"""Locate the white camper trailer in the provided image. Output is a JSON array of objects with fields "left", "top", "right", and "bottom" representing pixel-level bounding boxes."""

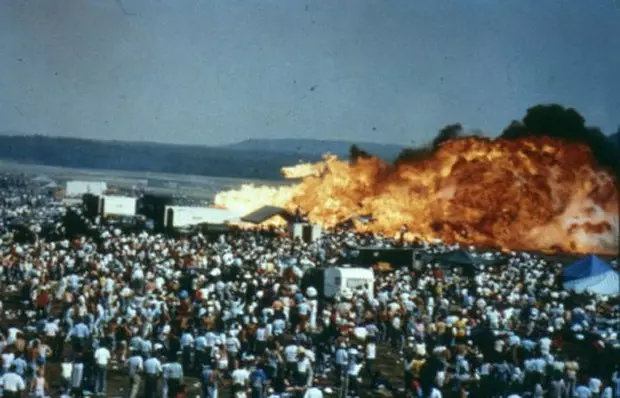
[
  {"left": 301, "top": 267, "right": 374, "bottom": 299},
  {"left": 163, "top": 206, "right": 240, "bottom": 228},
  {"left": 100, "top": 196, "right": 137, "bottom": 217}
]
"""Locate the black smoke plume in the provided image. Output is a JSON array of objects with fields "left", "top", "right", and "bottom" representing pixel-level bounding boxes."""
[{"left": 349, "top": 103, "right": 618, "bottom": 175}]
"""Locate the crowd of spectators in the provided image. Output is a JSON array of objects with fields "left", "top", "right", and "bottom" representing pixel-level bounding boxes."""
[{"left": 0, "top": 173, "right": 618, "bottom": 398}]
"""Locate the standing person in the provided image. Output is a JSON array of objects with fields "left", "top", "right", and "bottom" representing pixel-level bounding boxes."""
[
  {"left": 334, "top": 343, "right": 348, "bottom": 387},
  {"left": 29, "top": 368, "right": 48, "bottom": 398},
  {"left": 304, "top": 386, "right": 323, "bottom": 398},
  {"left": 60, "top": 356, "right": 73, "bottom": 394},
  {"left": 126, "top": 349, "right": 144, "bottom": 398},
  {"left": 548, "top": 371, "right": 566, "bottom": 398},
  {"left": 164, "top": 355, "right": 184, "bottom": 398},
  {"left": 144, "top": 354, "right": 163, "bottom": 398},
  {"left": 93, "top": 342, "right": 111, "bottom": 395},
  {"left": 202, "top": 365, "right": 221, "bottom": 398},
  {"left": 250, "top": 362, "right": 268, "bottom": 398},
  {"left": 345, "top": 356, "right": 363, "bottom": 398},
  {"left": 0, "top": 365, "right": 26, "bottom": 398},
  {"left": 295, "top": 348, "right": 312, "bottom": 388},
  {"left": 179, "top": 329, "right": 194, "bottom": 373},
  {"left": 283, "top": 340, "right": 298, "bottom": 381},
  {"left": 365, "top": 337, "right": 376, "bottom": 387},
  {"left": 231, "top": 360, "right": 251, "bottom": 397},
  {"left": 71, "top": 353, "right": 85, "bottom": 397}
]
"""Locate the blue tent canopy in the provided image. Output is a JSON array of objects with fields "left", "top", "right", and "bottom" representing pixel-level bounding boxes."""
[{"left": 563, "top": 255, "right": 614, "bottom": 282}]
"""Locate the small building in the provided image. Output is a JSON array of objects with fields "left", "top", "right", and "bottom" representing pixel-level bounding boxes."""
[{"left": 240, "top": 206, "right": 294, "bottom": 227}]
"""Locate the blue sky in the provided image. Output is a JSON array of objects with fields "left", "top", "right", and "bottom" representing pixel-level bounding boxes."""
[{"left": 1, "top": 0, "right": 618, "bottom": 146}]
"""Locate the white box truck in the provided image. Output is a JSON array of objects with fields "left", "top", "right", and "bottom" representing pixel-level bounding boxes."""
[
  {"left": 101, "top": 196, "right": 137, "bottom": 217},
  {"left": 164, "top": 206, "right": 240, "bottom": 228},
  {"left": 301, "top": 267, "right": 375, "bottom": 299}
]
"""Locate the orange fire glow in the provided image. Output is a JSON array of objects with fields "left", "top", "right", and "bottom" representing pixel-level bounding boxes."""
[{"left": 214, "top": 137, "right": 619, "bottom": 254}]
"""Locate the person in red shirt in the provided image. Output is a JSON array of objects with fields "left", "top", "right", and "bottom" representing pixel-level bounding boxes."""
[
  {"left": 36, "top": 289, "right": 50, "bottom": 318},
  {"left": 175, "top": 383, "right": 186, "bottom": 398}
]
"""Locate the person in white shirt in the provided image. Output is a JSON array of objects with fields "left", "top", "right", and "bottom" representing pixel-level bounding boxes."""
[
  {"left": 94, "top": 344, "right": 111, "bottom": 395},
  {"left": 231, "top": 364, "right": 251, "bottom": 396},
  {"left": 365, "top": 338, "right": 377, "bottom": 386},
  {"left": 284, "top": 342, "right": 298, "bottom": 380},
  {"left": 304, "top": 386, "right": 324, "bottom": 398},
  {"left": 588, "top": 376, "right": 602, "bottom": 395},
  {"left": 296, "top": 349, "right": 312, "bottom": 387},
  {"left": 0, "top": 365, "right": 26, "bottom": 398},
  {"left": 429, "top": 385, "right": 443, "bottom": 398},
  {"left": 60, "top": 356, "right": 73, "bottom": 393}
]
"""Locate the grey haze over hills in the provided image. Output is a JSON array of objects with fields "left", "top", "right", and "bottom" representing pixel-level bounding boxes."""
[
  {"left": 0, "top": 132, "right": 616, "bottom": 181},
  {"left": 0, "top": 134, "right": 404, "bottom": 180},
  {"left": 222, "top": 138, "right": 406, "bottom": 158}
]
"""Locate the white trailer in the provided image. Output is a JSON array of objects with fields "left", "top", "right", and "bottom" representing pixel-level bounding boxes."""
[
  {"left": 301, "top": 267, "right": 375, "bottom": 299},
  {"left": 164, "top": 206, "right": 240, "bottom": 228},
  {"left": 100, "top": 196, "right": 137, "bottom": 217},
  {"left": 65, "top": 181, "right": 107, "bottom": 197}
]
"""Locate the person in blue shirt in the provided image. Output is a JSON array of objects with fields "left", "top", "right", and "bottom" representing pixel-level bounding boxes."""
[
  {"left": 10, "top": 353, "right": 28, "bottom": 379},
  {"left": 250, "top": 363, "right": 268, "bottom": 398},
  {"left": 67, "top": 318, "right": 90, "bottom": 355},
  {"left": 201, "top": 365, "right": 221, "bottom": 398}
]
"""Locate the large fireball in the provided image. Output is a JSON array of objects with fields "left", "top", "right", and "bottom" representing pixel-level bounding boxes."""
[{"left": 215, "top": 136, "right": 618, "bottom": 254}]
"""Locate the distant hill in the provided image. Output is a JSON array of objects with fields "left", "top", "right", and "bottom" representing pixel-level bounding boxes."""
[
  {"left": 608, "top": 132, "right": 619, "bottom": 149},
  {"left": 223, "top": 138, "right": 405, "bottom": 159},
  {"left": 0, "top": 135, "right": 326, "bottom": 180},
  {"left": 0, "top": 135, "right": 407, "bottom": 180}
]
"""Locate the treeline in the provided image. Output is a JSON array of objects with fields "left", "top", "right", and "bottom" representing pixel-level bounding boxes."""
[
  {"left": 0, "top": 135, "right": 321, "bottom": 180},
  {"left": 351, "top": 104, "right": 619, "bottom": 175}
]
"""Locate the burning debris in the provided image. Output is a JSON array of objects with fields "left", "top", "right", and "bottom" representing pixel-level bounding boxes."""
[{"left": 215, "top": 135, "right": 618, "bottom": 255}]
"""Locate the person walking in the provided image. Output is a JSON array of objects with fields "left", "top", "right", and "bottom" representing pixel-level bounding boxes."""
[
  {"left": 29, "top": 368, "right": 48, "bottom": 398},
  {"left": 164, "top": 355, "right": 184, "bottom": 398},
  {"left": 126, "top": 349, "right": 144, "bottom": 398},
  {"left": 144, "top": 354, "right": 163, "bottom": 398},
  {"left": 93, "top": 342, "right": 111, "bottom": 395}
]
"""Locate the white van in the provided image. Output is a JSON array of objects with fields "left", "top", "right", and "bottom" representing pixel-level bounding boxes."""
[{"left": 301, "top": 267, "right": 375, "bottom": 300}]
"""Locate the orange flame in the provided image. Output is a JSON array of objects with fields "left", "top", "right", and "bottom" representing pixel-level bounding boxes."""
[
  {"left": 281, "top": 154, "right": 335, "bottom": 179},
  {"left": 214, "top": 136, "right": 619, "bottom": 254}
]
